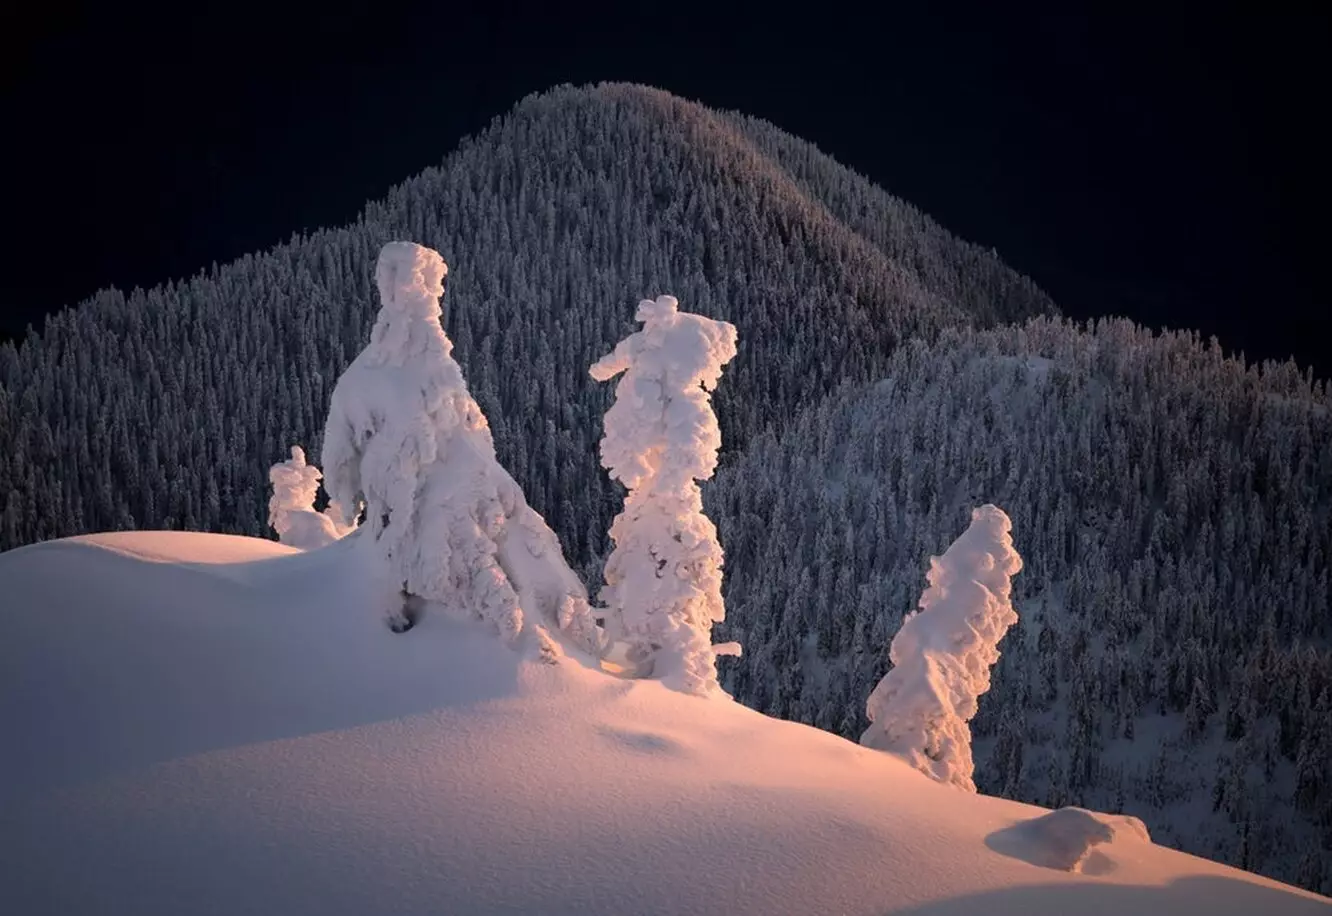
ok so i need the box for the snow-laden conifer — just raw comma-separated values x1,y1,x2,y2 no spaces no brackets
590,295,740,694
861,505,1023,791
267,445,351,549
321,241,596,644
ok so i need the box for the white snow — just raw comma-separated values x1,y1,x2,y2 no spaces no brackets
590,294,740,693
986,807,1152,874
320,241,594,644
0,530,1326,915
268,445,352,549
862,505,1024,791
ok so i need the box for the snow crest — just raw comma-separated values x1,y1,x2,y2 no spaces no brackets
861,504,1023,791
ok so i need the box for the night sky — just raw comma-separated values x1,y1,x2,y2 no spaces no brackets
4,4,1327,377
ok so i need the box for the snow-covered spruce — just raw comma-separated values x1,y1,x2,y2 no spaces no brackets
267,446,353,549
861,504,1023,791
590,294,740,695
320,241,596,645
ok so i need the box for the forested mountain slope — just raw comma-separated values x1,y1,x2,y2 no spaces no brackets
2,83,1327,894
707,316,1332,892
0,83,1051,555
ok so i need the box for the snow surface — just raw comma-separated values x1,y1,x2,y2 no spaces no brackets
862,505,1023,791
986,807,1153,874
1,531,1327,915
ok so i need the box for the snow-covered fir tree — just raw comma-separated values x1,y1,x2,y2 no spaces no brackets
320,241,594,644
267,445,351,549
861,505,1022,791
590,295,740,694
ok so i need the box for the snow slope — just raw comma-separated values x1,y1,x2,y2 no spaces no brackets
0,532,1326,915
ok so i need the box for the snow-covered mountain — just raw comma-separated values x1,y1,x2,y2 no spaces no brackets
0,84,1328,892
2,531,1327,915
0,83,1052,552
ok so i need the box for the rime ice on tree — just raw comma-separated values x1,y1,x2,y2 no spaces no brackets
267,445,352,549
590,295,741,695
861,504,1023,791
320,241,595,645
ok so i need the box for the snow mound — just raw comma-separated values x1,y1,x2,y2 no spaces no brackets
986,807,1153,875
0,531,1327,916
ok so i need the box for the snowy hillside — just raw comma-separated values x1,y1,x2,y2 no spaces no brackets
1,84,1328,892
1,531,1327,915
710,318,1332,890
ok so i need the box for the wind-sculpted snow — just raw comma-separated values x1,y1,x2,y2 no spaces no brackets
320,242,595,644
1,531,1327,915
591,295,740,693
861,505,1022,791
986,807,1152,874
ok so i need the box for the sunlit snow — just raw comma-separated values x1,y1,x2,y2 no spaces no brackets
0,531,1326,915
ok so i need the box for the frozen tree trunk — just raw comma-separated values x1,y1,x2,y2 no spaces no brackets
590,295,739,694
861,504,1023,791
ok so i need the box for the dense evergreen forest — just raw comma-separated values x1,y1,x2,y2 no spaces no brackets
0,84,1326,891
708,318,1332,891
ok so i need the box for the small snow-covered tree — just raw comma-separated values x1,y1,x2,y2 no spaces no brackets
861,504,1023,791
321,241,596,646
268,445,353,549
590,294,740,695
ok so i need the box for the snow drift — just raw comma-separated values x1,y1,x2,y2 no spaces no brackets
0,530,1326,916
986,807,1153,874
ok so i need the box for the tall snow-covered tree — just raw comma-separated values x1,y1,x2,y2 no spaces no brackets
590,294,740,694
860,505,1023,791
320,241,596,646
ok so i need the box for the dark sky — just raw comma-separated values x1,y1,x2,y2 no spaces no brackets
3,4,1328,377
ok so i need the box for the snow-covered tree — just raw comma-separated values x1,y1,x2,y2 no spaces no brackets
320,241,595,645
861,505,1023,791
590,294,740,694
267,445,352,549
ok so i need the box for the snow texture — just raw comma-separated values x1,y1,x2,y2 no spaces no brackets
986,807,1153,874
0,530,1326,916
590,295,739,694
268,445,353,549
320,241,595,645
862,504,1023,791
